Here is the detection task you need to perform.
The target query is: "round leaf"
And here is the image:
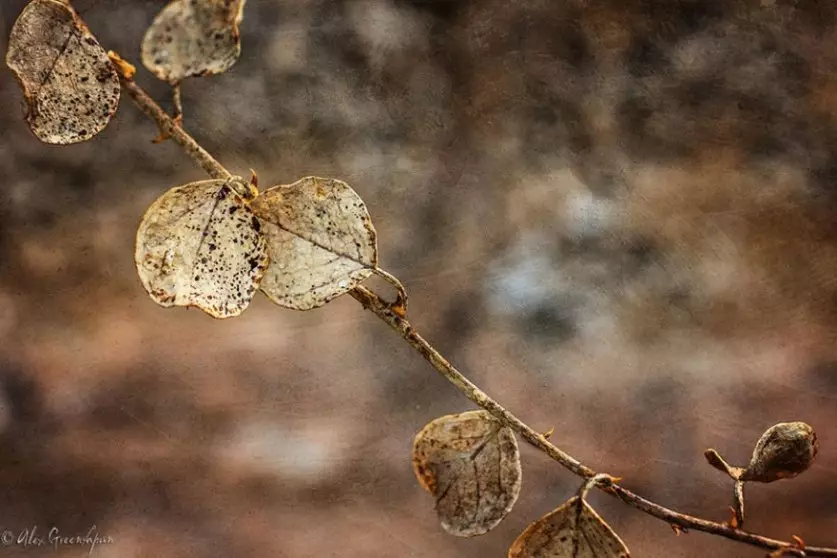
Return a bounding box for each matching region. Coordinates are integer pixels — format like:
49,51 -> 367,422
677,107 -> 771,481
5,0 -> 120,144
412,410 -> 522,537
508,496 -> 631,558
141,0 -> 246,83
251,176 -> 378,311
135,178 -> 269,319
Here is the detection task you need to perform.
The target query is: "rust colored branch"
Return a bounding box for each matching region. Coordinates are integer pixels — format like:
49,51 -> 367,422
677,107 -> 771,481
349,285 -> 837,557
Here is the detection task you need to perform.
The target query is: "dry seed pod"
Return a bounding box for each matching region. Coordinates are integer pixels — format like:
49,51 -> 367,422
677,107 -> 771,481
412,410 -> 522,537
135,177 -> 268,319
6,0 -> 120,144
142,0 -> 246,83
251,177 -> 377,310
741,422 -> 818,483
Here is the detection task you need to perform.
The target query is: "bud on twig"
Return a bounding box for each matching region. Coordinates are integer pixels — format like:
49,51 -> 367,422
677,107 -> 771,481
705,422 -> 817,528
741,422 -> 818,483
705,422 -> 817,484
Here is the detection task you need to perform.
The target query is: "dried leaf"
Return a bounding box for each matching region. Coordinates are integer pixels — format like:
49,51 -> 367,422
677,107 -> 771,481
412,410 -> 522,537
250,176 -> 377,311
135,178 -> 269,319
5,0 -> 120,144
508,496 -> 630,558
141,0 -> 246,83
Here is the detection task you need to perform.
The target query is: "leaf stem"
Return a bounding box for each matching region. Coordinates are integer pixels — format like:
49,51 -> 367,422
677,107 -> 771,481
349,285 -> 837,557
171,81 -> 183,122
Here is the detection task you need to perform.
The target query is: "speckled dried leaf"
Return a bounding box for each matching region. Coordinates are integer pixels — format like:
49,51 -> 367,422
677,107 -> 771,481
135,178 -> 269,319
5,0 -> 120,144
412,410 -> 522,537
141,0 -> 246,83
250,176 -> 377,311
508,496 -> 630,558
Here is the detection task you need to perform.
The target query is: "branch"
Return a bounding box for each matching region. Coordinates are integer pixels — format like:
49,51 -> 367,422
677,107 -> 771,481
349,285 -> 837,557
108,53 -> 230,181
110,54 -> 837,557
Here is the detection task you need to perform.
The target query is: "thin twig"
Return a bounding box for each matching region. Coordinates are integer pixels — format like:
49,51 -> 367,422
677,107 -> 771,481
349,285 -> 837,557
108,53 -> 229,180
107,55 -> 837,557
121,77 -> 227,179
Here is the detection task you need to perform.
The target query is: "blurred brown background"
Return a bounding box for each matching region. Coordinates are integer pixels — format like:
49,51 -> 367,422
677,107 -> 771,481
2,0 -> 837,556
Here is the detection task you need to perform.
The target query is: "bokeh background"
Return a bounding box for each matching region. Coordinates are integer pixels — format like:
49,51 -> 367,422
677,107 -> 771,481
2,0 -> 837,556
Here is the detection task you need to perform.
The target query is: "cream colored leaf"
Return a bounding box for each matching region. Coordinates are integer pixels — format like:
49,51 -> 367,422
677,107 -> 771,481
141,0 -> 246,83
135,178 -> 268,319
412,410 -> 522,537
5,0 -> 120,144
250,176 -> 377,311
508,496 -> 631,558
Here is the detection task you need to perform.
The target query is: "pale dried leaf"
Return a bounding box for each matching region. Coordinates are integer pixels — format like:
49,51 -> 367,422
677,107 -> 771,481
250,176 -> 377,311
5,0 -> 120,144
508,496 -> 631,558
412,410 -> 522,537
141,0 -> 246,82
135,178 -> 268,319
